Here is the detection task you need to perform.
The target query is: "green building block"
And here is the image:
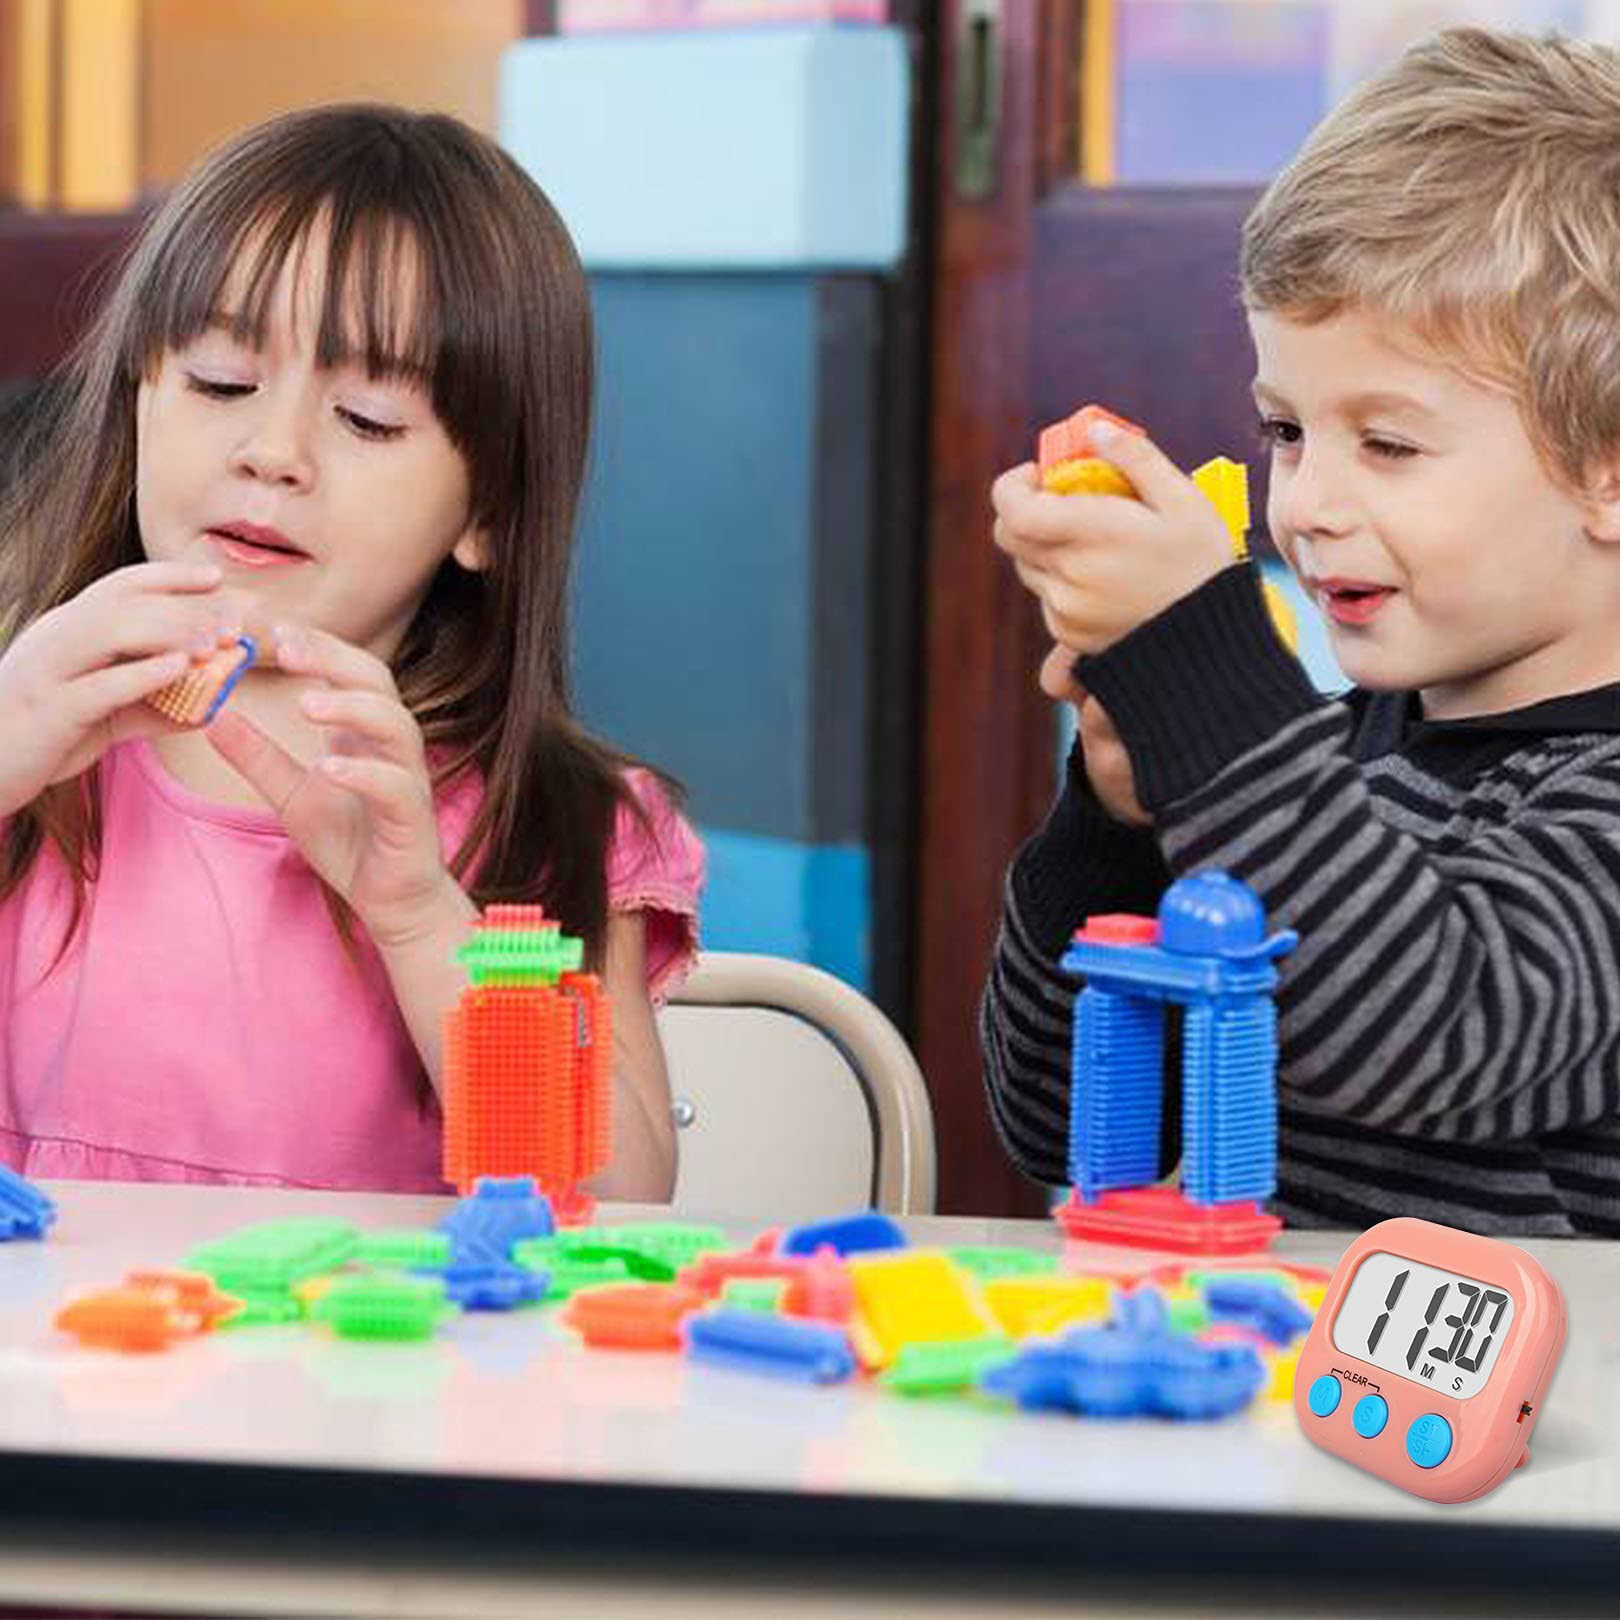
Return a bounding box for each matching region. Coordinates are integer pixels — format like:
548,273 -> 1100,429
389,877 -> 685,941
185,1219 -> 360,1295
944,1246 -> 1060,1280
720,1278 -> 787,1313
217,1293 -> 306,1328
880,1336 -> 1017,1396
356,1230 -> 453,1269
311,1274 -> 450,1340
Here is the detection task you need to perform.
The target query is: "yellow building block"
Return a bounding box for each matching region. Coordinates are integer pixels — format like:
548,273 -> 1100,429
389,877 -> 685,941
982,1276 -> 1114,1339
1265,1344 -> 1300,1402
1191,456 -> 1251,552
848,1253 -> 996,1366
1041,457 -> 1136,498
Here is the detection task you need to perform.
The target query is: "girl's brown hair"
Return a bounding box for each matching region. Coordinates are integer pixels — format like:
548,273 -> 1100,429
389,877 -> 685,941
0,103 -> 657,962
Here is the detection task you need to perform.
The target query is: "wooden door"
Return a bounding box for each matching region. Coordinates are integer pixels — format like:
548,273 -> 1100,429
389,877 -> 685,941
917,0 -> 1262,1215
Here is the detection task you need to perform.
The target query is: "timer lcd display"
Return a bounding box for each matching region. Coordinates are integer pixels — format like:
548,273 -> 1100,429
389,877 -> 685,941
1330,1250 -> 1515,1401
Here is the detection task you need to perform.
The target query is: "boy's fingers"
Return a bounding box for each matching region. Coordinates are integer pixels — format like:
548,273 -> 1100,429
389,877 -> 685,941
1088,424 -> 1193,513
1038,643 -> 1085,703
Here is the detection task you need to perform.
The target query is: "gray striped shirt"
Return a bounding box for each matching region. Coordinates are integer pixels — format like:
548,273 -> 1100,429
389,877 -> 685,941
980,565 -> 1620,1236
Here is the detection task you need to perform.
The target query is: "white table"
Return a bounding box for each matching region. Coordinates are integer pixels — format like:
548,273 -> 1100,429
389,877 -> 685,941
0,1181 -> 1614,1618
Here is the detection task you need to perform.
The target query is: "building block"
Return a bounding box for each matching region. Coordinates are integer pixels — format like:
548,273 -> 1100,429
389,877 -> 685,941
981,1275 -> 1115,1340
1035,406 -> 1297,650
310,1274 -> 450,1341
438,1176 -> 555,1263
514,1247 -> 635,1301
1057,873 -> 1296,1255
0,1165 -> 57,1240
781,1249 -> 855,1323
880,1336 -> 1016,1396
720,1278 -> 790,1313
562,1282 -> 706,1349
944,1246 -> 1060,1281
184,1219 -> 359,1296
430,1259 -> 550,1311
145,635 -> 256,727
356,1230 -> 453,1270
443,907 -> 613,1222
1203,1279 -> 1314,1346
847,1252 -> 997,1365
500,29 -> 909,269
1190,456 -> 1250,547
56,1270 -> 243,1351
685,1308 -> 857,1383
779,1211 -> 906,1257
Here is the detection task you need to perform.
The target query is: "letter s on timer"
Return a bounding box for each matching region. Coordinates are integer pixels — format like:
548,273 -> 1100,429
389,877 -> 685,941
1294,1218 -> 1566,1503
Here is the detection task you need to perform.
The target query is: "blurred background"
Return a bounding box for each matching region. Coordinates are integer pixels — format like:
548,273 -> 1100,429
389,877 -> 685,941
1,0 -> 1611,1214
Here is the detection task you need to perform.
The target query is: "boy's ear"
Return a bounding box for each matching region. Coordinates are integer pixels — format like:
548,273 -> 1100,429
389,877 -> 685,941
1583,454 -> 1620,543
451,526 -> 492,573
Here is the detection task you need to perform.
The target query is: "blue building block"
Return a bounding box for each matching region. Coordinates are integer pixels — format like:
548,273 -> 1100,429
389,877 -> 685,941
425,1259 -> 551,1312
779,1211 -> 906,1258
0,1166 -> 56,1240
500,29 -> 909,269
1204,1279 -> 1313,1347
1148,1336 -> 1265,1420
438,1177 -> 555,1264
1069,990 -> 1163,1201
1060,873 -> 1296,1210
685,1310 -> 856,1384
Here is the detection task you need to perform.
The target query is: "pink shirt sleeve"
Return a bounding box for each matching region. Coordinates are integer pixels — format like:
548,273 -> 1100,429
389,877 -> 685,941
608,768 -> 706,1002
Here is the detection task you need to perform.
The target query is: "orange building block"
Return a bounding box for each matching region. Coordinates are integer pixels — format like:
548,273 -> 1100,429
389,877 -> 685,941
442,907 -> 614,1223
1037,403 -> 1146,496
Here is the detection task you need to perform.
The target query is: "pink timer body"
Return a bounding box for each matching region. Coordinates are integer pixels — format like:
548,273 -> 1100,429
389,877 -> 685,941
1295,1217 -> 1566,1504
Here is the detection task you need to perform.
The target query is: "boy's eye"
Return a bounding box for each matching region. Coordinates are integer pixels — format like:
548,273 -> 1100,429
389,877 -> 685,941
336,406 -> 405,442
1364,434 -> 1419,460
1257,415 -> 1301,449
186,374 -> 253,400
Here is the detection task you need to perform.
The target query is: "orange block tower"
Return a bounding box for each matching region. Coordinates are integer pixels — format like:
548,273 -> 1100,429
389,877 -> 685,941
443,905 -> 613,1224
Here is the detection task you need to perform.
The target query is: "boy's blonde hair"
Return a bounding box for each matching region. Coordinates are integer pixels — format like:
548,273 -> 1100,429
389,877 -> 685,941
1242,27 -> 1620,490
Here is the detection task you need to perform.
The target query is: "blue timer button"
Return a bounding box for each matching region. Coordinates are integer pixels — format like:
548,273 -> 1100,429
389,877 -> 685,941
1352,1394 -> 1388,1438
1406,1413 -> 1454,1469
1308,1375 -> 1342,1417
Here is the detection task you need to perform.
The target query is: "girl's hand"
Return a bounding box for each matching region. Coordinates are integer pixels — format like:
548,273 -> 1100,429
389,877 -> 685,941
992,425 -> 1233,655
0,559 -> 236,817
205,624 -> 455,948
1038,643 -> 1151,828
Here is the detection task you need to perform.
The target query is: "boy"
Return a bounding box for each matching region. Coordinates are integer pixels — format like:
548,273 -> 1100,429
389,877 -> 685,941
982,28 -> 1620,1235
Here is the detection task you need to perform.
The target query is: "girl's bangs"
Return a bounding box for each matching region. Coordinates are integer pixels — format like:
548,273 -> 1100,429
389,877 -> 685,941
131,187 -> 444,392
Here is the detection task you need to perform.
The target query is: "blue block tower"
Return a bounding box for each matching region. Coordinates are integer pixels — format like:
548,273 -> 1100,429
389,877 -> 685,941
1057,873 -> 1297,1254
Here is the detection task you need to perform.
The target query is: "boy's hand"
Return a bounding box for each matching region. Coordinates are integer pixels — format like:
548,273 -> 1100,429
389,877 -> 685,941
993,424 -> 1233,655
205,624 -> 458,949
1038,644 -> 1151,828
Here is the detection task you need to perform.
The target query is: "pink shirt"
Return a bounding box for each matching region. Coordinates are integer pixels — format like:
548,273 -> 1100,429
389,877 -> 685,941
0,742 -> 704,1192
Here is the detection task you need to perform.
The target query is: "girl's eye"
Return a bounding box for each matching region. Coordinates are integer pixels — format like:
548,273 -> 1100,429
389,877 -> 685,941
186,374 -> 253,400
1364,435 -> 1419,460
336,406 -> 405,442
1257,415 -> 1301,450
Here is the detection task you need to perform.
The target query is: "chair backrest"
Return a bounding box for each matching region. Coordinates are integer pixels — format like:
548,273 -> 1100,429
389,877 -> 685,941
657,952 -> 937,1220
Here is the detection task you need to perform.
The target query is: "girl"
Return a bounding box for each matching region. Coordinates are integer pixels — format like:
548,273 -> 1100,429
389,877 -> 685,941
0,105 -> 703,1199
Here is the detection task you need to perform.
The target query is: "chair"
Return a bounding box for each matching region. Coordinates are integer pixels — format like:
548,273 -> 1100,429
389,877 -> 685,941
657,952 -> 937,1220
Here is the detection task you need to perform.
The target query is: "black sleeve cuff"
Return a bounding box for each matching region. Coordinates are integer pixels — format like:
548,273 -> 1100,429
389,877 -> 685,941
1009,738 -> 1171,956
1076,563 -> 1323,811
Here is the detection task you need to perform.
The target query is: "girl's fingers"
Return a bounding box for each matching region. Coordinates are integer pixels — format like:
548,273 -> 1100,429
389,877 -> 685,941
65,650 -> 192,727
204,709 -> 305,816
299,688 -> 426,771
272,623 -> 395,696
315,754 -> 431,841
